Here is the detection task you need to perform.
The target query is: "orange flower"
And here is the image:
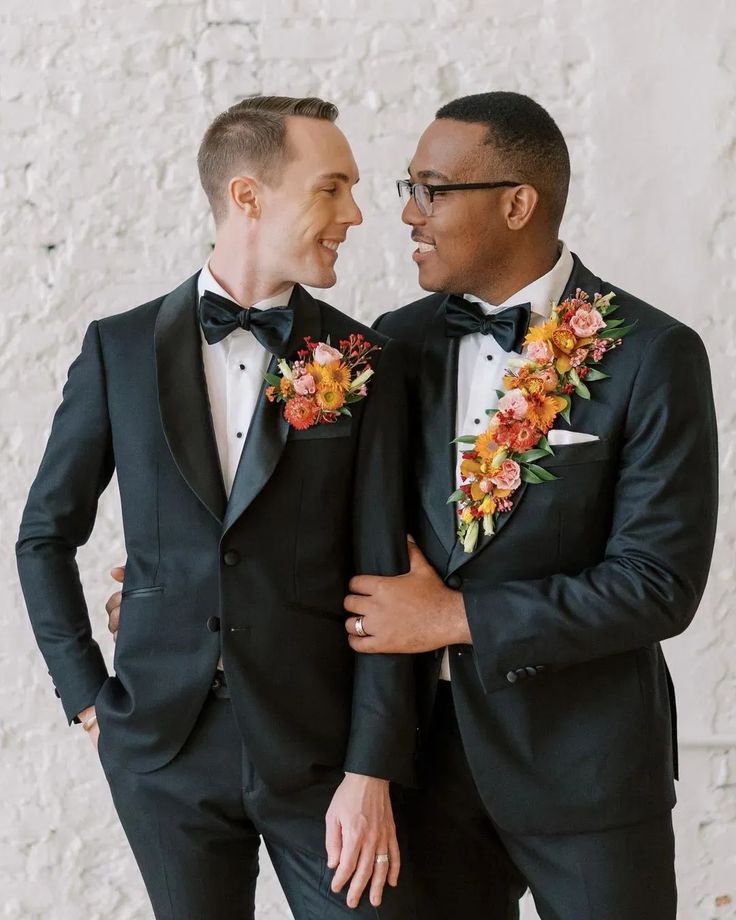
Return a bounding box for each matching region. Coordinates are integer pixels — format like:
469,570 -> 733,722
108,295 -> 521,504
524,318 -> 558,345
310,360 -> 351,392
525,393 -> 566,432
552,328 -> 577,355
284,396 -> 319,429
475,429 -> 497,461
316,389 -> 345,412
280,377 -> 294,398
265,386 -> 277,403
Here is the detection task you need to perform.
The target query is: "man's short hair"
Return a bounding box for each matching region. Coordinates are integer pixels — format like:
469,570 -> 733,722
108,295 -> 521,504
436,92 -> 570,230
197,94 -> 339,224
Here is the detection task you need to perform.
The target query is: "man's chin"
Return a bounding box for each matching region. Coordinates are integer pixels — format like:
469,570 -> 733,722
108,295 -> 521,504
416,264 -> 451,294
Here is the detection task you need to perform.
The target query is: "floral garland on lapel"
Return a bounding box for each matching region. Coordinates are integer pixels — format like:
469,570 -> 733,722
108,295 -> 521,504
449,289 -> 635,553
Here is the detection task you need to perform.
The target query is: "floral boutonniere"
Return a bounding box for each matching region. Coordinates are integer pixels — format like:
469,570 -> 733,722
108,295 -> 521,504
265,334 -> 380,430
449,289 -> 636,552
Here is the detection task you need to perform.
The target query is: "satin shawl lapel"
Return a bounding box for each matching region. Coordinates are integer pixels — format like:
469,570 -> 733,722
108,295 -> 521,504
222,284 -> 321,535
155,273 -> 227,524
446,252 -> 603,574
418,296 -> 460,558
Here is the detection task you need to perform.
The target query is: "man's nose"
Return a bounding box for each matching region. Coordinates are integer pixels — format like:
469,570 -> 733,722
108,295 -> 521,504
401,196 -> 424,226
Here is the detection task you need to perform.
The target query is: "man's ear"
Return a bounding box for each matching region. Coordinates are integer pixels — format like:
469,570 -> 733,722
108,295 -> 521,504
504,184 -> 539,230
228,176 -> 260,218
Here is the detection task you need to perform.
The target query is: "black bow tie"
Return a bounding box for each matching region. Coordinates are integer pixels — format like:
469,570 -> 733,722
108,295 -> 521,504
445,296 -> 531,353
198,289 -> 294,355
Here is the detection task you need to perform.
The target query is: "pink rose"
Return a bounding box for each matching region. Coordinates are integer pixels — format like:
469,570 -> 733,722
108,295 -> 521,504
497,389 -> 529,420
569,308 -> 605,338
312,342 -> 343,365
536,367 -> 559,391
293,373 -> 316,396
526,340 -> 553,364
490,459 -> 522,492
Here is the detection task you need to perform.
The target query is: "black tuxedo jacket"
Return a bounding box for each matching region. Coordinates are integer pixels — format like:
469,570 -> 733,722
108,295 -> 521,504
17,274 -> 416,791
376,254 -> 718,835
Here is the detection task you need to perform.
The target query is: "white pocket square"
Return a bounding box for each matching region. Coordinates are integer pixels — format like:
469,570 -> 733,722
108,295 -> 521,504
547,430 -> 600,446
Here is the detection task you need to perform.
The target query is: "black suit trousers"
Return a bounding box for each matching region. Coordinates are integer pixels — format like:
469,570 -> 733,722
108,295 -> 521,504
98,678 -> 416,920
405,684 -> 676,920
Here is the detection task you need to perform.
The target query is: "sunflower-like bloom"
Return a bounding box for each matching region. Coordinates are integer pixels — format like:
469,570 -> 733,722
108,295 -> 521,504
309,360 -> 351,392
474,429 -> 497,461
525,393 -> 567,432
316,389 -> 346,412
524,318 -> 558,345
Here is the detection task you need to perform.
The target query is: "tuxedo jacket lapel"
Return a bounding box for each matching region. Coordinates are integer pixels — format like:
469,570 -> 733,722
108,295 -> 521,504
155,272 -> 227,524
418,297 -> 460,559
223,285 -> 321,535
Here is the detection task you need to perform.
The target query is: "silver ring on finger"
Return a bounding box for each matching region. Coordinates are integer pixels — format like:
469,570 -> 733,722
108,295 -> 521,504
355,616 -> 367,638
374,853 -> 390,864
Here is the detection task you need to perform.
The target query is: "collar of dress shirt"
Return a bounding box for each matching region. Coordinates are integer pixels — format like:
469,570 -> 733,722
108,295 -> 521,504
464,241 -> 574,320
197,261 -> 295,312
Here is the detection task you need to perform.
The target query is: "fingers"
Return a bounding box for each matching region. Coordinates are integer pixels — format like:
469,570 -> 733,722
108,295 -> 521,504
331,830 -> 362,895
347,635 -> 379,653
407,539 -> 427,570
387,827 -> 401,887
348,574 -> 380,595
108,607 -> 120,637
343,593 -> 370,616
344,616 -> 371,638
325,815 -> 342,871
345,842 -> 378,909
110,565 -> 126,584
368,841 -> 390,907
105,591 -> 122,616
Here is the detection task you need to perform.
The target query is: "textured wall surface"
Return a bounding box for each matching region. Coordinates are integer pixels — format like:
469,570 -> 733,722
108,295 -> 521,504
1,0 -> 734,918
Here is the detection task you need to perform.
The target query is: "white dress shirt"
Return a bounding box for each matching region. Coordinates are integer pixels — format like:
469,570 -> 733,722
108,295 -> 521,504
441,243 -> 574,681
198,263 -> 294,498
198,263 -> 293,672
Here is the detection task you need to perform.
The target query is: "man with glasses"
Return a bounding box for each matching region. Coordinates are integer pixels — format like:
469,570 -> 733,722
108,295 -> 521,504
344,92 -> 718,919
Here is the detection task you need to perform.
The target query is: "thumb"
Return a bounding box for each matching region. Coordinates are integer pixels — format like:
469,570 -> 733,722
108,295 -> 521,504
407,537 -> 427,570
110,565 -> 126,584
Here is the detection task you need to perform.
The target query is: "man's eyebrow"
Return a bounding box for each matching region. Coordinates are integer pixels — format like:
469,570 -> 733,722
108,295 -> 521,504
315,172 -> 359,183
407,167 -> 451,181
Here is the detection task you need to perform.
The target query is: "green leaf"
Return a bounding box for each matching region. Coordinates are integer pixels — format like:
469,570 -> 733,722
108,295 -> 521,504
264,373 -> 282,387
338,407 -> 352,417
453,435 -> 478,444
486,407 -> 499,416
603,318 -> 625,329
523,463 -> 559,482
447,489 -> 466,504
601,303 -> 620,316
521,467 -> 544,484
537,434 -> 552,453
495,389 -> 506,399
559,396 -> 572,425
518,448 -> 552,462
569,368 -> 581,386
575,380 -> 591,400
599,321 -> 637,339
583,367 -> 609,381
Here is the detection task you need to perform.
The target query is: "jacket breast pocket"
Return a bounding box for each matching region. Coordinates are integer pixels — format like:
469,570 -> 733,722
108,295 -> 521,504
542,437 -> 612,469
287,420 -> 353,441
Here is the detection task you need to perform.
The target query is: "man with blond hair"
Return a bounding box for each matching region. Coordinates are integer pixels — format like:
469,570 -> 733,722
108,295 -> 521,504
17,96 -> 417,920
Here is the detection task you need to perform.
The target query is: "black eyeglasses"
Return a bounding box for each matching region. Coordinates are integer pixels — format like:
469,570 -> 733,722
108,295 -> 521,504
396,179 -> 521,217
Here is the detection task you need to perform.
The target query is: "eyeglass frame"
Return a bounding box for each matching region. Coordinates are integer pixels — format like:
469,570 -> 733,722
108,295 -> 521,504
396,178 -> 522,216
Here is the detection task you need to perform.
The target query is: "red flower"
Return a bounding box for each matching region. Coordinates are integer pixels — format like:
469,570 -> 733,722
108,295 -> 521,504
284,396 -> 319,430
494,416 -> 541,452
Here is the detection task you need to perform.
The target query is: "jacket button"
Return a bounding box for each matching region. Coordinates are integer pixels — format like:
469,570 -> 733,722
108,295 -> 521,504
446,574 -> 462,590
206,616 -> 220,633
223,550 -> 241,566
536,664 -> 546,673
525,666 -> 537,678
515,668 -> 528,681
506,671 -> 518,684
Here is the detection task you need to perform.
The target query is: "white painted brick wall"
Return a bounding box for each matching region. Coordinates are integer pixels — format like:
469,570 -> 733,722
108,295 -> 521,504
2,1 -> 734,917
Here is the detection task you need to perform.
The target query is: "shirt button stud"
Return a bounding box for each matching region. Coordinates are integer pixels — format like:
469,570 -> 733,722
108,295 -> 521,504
236,432 -> 243,438
486,354 -> 494,361
223,550 -> 240,566
239,364 -> 245,370
474,418 -> 481,425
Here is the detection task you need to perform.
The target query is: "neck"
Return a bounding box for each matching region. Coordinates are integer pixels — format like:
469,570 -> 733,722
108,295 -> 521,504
472,239 -> 560,306
208,235 -> 292,308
